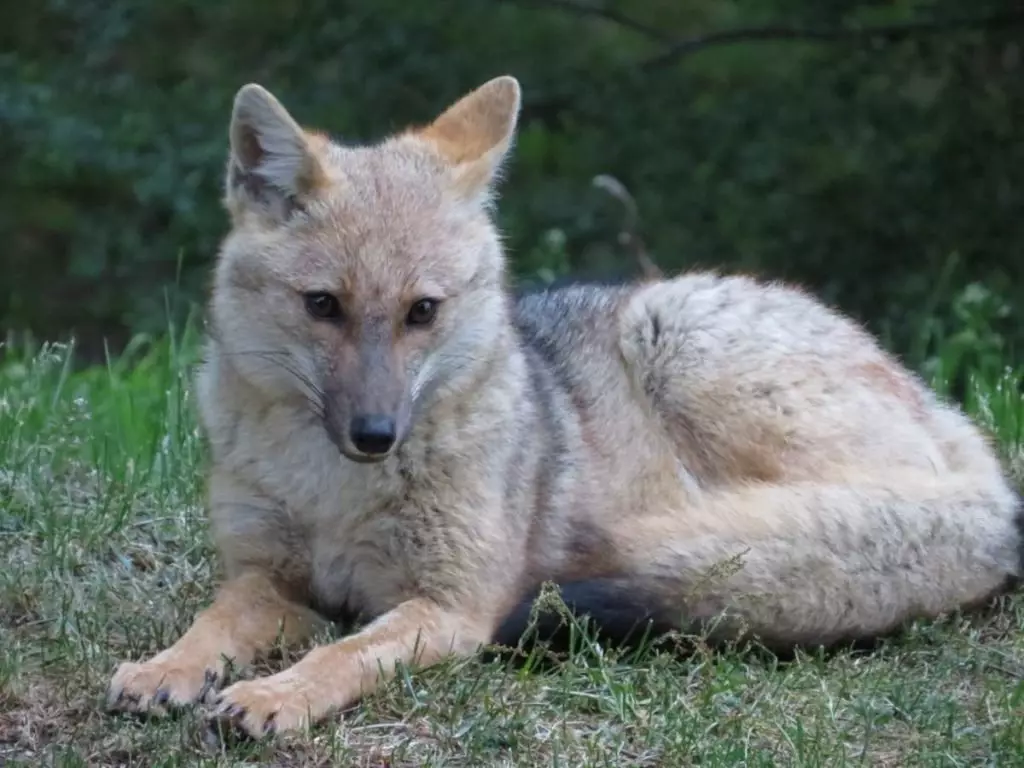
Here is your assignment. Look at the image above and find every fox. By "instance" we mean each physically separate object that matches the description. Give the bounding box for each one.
[106,74,1022,740]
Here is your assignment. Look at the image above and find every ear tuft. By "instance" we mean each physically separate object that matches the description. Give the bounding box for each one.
[226,84,327,221]
[416,75,522,199]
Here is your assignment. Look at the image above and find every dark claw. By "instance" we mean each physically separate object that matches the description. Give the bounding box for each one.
[155,689,170,705]
[202,715,248,749]
[199,671,218,701]
[201,722,224,751]
[263,713,277,735]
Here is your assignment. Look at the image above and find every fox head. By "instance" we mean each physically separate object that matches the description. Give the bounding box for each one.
[209,76,521,463]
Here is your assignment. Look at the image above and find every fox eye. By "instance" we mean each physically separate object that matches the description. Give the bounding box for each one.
[304,292,342,320]
[406,298,440,326]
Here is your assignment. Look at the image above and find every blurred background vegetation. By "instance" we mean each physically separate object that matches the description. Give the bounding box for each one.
[2,0,1022,387]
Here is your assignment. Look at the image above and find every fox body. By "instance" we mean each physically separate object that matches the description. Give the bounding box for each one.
[107,76,1022,739]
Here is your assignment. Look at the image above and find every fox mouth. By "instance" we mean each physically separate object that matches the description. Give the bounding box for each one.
[341,448,394,464]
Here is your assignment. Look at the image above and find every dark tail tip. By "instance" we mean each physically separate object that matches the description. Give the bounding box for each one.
[490,578,678,655]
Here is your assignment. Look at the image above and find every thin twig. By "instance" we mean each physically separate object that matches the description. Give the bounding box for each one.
[592,174,662,280]
[642,11,1024,71]
[500,0,672,43]
[502,2,1024,72]
[513,4,1024,127]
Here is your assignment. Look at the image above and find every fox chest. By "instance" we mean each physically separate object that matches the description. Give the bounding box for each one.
[301,500,423,626]
[218,405,438,621]
[225,418,480,623]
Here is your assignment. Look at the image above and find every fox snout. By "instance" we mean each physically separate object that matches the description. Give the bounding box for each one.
[348,414,397,456]
[324,396,410,463]
[321,331,414,463]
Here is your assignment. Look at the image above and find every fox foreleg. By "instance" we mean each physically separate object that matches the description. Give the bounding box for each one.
[207,596,494,738]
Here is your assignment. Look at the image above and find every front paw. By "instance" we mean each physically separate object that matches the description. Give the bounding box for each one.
[208,672,323,739]
[107,655,222,714]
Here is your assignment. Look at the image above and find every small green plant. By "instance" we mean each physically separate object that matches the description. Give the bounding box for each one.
[922,281,1013,397]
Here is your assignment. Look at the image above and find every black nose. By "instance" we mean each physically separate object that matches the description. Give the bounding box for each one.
[349,414,397,455]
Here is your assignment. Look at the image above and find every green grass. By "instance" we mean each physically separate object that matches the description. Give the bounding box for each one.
[3,329,1024,767]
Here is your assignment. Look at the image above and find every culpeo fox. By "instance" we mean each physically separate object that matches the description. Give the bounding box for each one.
[107,75,1022,739]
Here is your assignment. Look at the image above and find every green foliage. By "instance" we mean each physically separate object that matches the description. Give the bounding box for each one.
[3,0,1023,366]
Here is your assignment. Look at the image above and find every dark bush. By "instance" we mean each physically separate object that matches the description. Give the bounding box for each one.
[3,0,1022,371]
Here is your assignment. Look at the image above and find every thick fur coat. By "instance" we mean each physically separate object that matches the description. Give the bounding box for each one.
[106,75,1022,739]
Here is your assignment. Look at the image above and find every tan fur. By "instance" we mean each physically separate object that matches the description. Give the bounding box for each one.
[106,75,1021,739]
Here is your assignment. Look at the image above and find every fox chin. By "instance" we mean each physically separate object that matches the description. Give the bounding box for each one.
[106,73,1023,741]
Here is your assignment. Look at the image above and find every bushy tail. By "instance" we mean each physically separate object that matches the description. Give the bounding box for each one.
[495,478,1023,655]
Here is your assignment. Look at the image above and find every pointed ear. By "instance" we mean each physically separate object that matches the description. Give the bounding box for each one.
[416,75,521,200]
[225,84,328,222]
